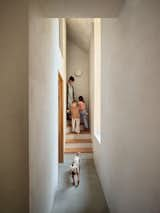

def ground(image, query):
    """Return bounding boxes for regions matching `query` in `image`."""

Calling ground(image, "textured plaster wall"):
[93,1,160,213]
[0,1,29,212]
[42,0,124,18]
[89,27,94,133]
[29,5,62,212]
[67,39,89,108]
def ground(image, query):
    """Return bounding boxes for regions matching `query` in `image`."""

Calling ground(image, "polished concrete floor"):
[52,155,109,213]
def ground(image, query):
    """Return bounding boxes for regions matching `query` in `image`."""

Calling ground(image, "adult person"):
[67,76,75,117]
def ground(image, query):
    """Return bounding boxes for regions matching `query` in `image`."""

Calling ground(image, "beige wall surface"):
[0,0,29,212]
[89,28,94,134]
[29,5,62,213]
[93,1,160,213]
[42,0,124,18]
[67,39,89,108]
[59,19,67,137]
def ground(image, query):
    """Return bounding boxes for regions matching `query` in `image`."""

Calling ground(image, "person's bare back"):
[71,101,80,133]
[71,102,80,119]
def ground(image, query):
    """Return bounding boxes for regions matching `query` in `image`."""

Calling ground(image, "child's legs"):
[72,118,76,132]
[80,113,83,123]
[81,111,88,129]
[75,118,80,133]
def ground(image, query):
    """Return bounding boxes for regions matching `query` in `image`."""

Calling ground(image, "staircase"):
[64,122,93,159]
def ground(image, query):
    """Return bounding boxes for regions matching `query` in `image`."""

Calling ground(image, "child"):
[78,96,88,129]
[71,100,80,134]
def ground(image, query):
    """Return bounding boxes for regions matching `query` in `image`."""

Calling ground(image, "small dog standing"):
[70,153,80,186]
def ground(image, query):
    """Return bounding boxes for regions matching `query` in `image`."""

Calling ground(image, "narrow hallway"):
[53,155,109,213]
[53,18,108,213]
[2,1,160,213]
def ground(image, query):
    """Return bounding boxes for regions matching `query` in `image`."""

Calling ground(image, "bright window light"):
[94,19,101,144]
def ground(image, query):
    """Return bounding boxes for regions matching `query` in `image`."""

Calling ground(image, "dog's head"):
[76,152,80,157]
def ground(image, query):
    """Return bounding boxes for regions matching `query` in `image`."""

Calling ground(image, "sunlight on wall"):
[94,18,101,143]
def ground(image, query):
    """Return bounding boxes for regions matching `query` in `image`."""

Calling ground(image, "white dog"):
[70,153,80,186]
[73,152,80,170]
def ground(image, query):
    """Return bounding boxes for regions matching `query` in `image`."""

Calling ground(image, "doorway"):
[58,72,64,163]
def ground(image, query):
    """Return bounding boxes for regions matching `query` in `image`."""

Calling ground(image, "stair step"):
[64,147,93,154]
[66,134,91,140]
[66,125,85,133]
[65,143,92,148]
[66,130,90,135]
[64,153,93,160]
[66,138,92,143]
[66,132,91,139]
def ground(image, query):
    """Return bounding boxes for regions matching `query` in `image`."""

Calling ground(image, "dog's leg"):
[72,174,75,185]
[77,172,80,186]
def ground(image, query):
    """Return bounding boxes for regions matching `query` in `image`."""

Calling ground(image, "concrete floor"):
[52,155,109,213]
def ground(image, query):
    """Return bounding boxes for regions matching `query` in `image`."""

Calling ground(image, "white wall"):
[89,26,94,133]
[0,1,29,212]
[89,19,101,140]
[67,39,89,108]
[29,5,62,212]
[42,0,124,18]
[59,18,67,137]
[93,1,160,213]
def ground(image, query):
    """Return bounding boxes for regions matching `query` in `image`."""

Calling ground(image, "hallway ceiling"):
[67,18,93,52]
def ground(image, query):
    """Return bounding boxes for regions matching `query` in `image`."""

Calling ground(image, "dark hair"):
[69,76,75,82]
[79,96,84,102]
